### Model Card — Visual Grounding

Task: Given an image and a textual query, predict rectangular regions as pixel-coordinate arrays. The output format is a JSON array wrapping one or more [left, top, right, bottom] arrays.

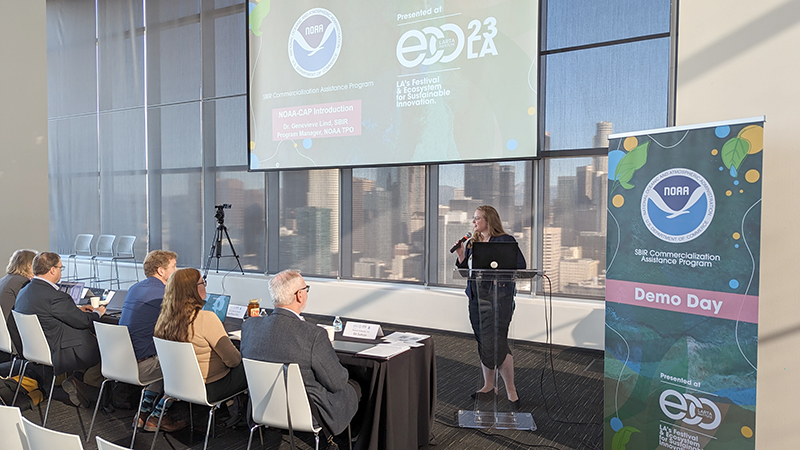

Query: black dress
[[455, 234, 526, 368]]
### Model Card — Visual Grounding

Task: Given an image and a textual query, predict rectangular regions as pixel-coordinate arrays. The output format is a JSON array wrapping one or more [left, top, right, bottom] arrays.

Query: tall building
[[542, 227, 562, 292], [593, 121, 613, 149]]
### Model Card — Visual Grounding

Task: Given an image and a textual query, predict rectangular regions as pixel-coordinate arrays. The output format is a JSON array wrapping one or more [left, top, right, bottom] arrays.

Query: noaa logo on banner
[[288, 8, 342, 78], [641, 168, 715, 243]]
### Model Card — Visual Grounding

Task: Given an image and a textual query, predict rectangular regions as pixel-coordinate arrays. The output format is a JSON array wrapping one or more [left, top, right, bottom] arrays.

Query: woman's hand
[[454, 241, 466, 262]]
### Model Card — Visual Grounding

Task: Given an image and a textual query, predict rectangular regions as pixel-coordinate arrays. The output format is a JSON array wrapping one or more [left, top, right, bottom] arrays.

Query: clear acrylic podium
[[455, 268, 540, 431]]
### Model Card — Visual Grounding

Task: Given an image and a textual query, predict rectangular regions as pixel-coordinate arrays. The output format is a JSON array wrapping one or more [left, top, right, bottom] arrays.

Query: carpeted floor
[[11, 320, 604, 450]]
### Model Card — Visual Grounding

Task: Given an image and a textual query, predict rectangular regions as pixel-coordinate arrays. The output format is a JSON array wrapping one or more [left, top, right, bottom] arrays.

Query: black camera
[[214, 204, 232, 223]]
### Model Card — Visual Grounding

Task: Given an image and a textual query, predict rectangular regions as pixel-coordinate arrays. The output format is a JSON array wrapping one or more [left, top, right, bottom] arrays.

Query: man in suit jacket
[[14, 252, 106, 407], [240, 270, 359, 449]]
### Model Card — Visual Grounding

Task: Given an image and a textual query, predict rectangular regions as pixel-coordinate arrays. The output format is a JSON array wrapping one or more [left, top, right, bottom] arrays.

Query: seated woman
[[154, 268, 247, 405]]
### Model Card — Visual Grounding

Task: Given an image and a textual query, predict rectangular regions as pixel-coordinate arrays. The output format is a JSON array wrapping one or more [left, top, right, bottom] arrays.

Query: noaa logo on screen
[[288, 8, 342, 78], [641, 168, 715, 243]]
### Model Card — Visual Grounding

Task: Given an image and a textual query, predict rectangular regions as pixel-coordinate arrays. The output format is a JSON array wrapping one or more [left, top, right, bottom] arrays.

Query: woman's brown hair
[[6, 249, 36, 277], [154, 268, 205, 342], [469, 205, 507, 247]]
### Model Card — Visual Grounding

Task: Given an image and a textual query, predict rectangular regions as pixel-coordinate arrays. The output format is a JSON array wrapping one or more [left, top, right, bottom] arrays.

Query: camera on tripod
[[214, 204, 231, 223]]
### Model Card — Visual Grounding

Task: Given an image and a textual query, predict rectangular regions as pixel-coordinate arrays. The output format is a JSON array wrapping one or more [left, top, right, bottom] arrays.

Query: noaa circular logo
[[288, 8, 342, 79], [641, 168, 715, 243]]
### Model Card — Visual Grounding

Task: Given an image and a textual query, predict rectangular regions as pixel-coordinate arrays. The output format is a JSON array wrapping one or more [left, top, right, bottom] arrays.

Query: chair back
[[73, 234, 93, 256], [153, 337, 210, 406], [95, 235, 116, 257], [95, 436, 128, 450], [22, 416, 84, 450], [0, 309, 14, 355], [95, 322, 153, 386], [11, 312, 52, 367], [242, 358, 319, 433], [0, 405, 30, 450], [114, 236, 136, 258]]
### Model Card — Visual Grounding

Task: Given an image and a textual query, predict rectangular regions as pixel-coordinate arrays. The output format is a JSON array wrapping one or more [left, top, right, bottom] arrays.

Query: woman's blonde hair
[[154, 268, 205, 342], [469, 205, 506, 246], [6, 249, 36, 278]]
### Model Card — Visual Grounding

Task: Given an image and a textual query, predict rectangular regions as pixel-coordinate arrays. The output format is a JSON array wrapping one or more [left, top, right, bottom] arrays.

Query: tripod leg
[[203, 227, 223, 277], [221, 226, 245, 274]]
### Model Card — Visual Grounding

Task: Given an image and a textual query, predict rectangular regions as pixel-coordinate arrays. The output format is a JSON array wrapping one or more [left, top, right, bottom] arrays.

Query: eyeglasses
[[473, 216, 483, 221], [295, 285, 310, 295], [197, 278, 207, 286], [54, 265, 64, 271]]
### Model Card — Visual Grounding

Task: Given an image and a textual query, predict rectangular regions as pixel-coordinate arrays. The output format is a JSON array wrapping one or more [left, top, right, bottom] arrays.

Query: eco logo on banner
[[604, 118, 764, 450]]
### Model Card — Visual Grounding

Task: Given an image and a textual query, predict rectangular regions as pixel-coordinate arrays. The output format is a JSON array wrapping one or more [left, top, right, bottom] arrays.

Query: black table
[[336, 335, 436, 450], [226, 318, 436, 450]]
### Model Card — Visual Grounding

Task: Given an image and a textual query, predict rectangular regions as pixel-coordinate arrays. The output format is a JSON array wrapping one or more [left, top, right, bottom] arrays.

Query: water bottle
[[102, 289, 109, 301], [333, 315, 343, 332]]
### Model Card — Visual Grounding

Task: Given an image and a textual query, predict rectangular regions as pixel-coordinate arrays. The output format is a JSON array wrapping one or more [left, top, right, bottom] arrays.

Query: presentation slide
[[247, 1, 538, 170]]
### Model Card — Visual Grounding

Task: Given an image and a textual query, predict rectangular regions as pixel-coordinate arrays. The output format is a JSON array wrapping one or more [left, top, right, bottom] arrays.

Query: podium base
[[457, 410, 537, 431]]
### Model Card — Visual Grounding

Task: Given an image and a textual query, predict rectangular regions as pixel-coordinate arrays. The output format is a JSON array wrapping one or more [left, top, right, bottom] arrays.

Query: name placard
[[227, 304, 248, 319], [343, 321, 384, 340]]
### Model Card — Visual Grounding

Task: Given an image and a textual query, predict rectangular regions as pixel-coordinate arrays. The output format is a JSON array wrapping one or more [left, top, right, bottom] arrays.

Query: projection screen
[[247, 1, 538, 170]]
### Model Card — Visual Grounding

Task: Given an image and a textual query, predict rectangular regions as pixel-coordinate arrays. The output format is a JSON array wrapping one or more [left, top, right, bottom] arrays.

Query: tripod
[[203, 218, 244, 279]]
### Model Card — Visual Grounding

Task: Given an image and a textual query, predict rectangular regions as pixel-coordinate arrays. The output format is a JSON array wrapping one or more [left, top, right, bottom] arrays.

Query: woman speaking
[[454, 205, 525, 409]]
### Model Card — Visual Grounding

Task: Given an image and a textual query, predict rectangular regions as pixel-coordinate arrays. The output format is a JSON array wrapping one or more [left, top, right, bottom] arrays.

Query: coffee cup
[[90, 297, 100, 308]]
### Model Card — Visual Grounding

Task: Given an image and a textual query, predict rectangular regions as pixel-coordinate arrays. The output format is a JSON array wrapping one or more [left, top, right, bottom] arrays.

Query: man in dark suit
[[240, 270, 359, 450], [14, 252, 106, 407]]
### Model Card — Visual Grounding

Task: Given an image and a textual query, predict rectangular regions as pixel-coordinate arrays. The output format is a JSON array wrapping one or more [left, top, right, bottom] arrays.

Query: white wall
[[0, 0, 50, 259], [676, 0, 800, 447]]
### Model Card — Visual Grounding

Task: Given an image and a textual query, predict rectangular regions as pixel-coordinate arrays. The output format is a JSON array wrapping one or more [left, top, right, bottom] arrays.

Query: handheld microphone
[[449, 232, 472, 253]]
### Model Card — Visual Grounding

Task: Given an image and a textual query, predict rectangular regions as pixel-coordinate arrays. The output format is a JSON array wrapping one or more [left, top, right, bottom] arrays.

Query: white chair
[[0, 404, 30, 450], [151, 337, 247, 450], [110, 236, 139, 289], [243, 358, 335, 450], [11, 311, 57, 427], [1, 310, 19, 379], [96, 436, 129, 450], [91, 235, 116, 289], [21, 416, 84, 450], [67, 234, 95, 283], [87, 323, 163, 447]]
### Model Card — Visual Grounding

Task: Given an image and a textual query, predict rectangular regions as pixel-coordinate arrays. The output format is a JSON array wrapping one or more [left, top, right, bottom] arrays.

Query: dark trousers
[[205, 362, 247, 403]]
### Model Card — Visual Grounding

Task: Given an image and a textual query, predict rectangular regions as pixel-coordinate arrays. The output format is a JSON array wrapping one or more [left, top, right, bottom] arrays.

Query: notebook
[[58, 281, 86, 305], [471, 242, 521, 270], [203, 294, 231, 323]]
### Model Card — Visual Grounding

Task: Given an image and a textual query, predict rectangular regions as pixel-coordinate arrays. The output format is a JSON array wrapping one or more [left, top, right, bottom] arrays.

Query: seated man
[[119, 250, 185, 432], [241, 269, 359, 450], [13, 251, 105, 407]]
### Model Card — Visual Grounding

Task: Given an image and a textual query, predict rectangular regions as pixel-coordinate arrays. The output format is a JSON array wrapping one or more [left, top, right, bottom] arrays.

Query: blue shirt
[[119, 276, 166, 360]]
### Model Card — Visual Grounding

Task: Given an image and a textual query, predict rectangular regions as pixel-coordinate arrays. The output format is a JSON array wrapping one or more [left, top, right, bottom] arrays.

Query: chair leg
[[149, 407, 166, 450], [131, 387, 147, 448], [203, 406, 215, 450], [348, 424, 353, 450], [7, 356, 16, 378], [42, 371, 56, 427], [246, 424, 260, 450], [86, 379, 110, 441], [11, 361, 29, 405], [313, 432, 318, 450]]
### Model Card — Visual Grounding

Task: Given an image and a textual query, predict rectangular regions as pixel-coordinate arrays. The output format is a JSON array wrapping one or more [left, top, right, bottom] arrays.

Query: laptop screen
[[471, 242, 521, 270], [203, 294, 231, 323], [58, 281, 86, 305]]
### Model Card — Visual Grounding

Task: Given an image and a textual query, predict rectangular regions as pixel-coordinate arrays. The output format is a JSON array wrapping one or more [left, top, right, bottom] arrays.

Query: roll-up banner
[[604, 117, 765, 450]]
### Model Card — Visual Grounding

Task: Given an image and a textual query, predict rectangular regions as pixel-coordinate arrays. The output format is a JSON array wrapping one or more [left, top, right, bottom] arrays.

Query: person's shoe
[[325, 436, 340, 450], [143, 414, 188, 433], [470, 390, 495, 401], [510, 399, 521, 412], [61, 376, 90, 408], [132, 414, 145, 430]]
